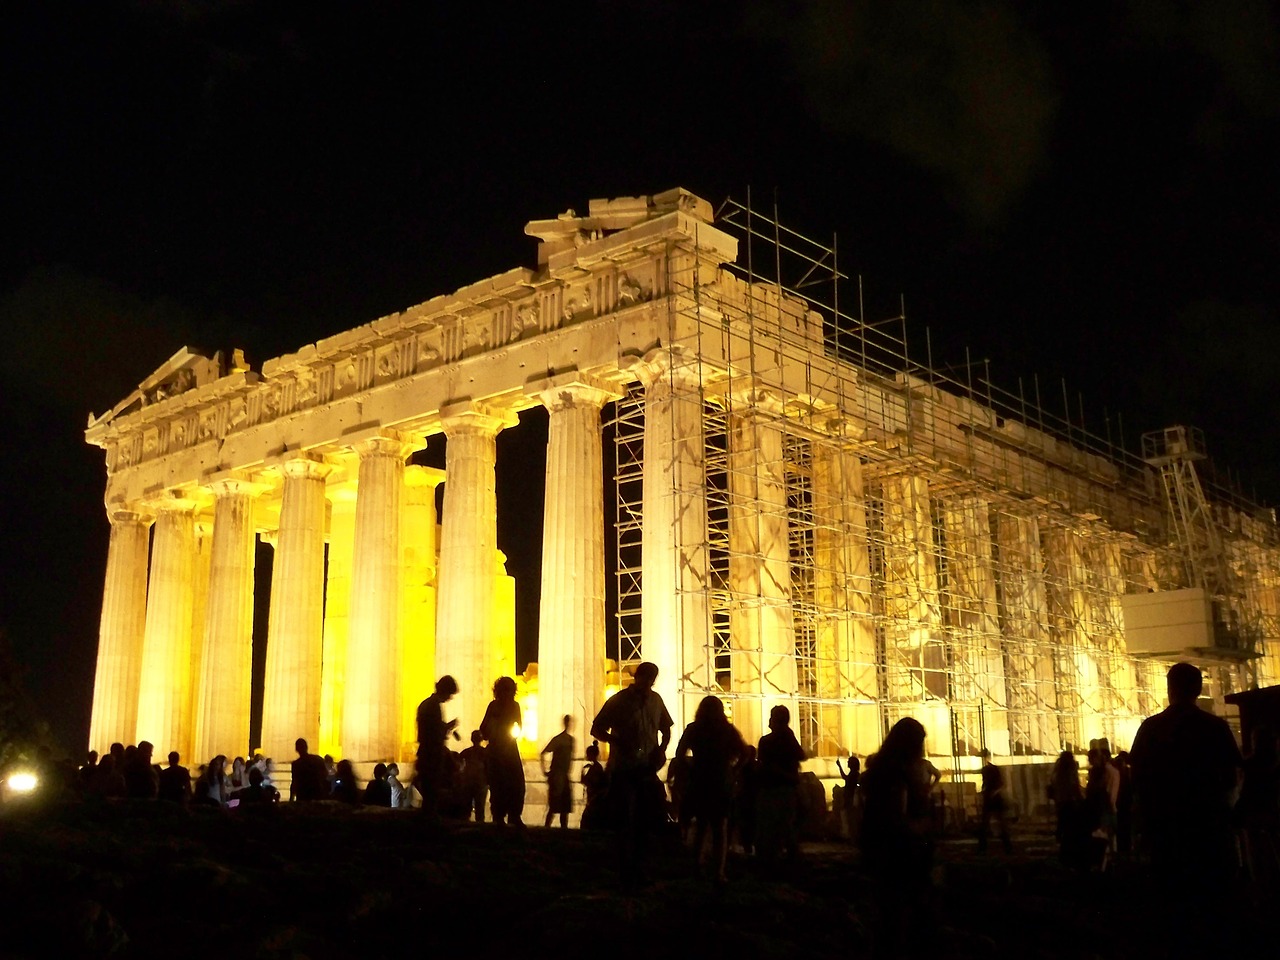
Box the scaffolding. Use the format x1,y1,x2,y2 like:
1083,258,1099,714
607,193,1280,774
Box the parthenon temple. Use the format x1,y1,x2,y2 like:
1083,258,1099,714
86,188,1280,780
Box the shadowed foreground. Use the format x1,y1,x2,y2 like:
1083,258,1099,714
0,801,1267,959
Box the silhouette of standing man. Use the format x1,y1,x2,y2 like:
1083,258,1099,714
1131,662,1241,876
1131,661,1242,954
591,661,672,886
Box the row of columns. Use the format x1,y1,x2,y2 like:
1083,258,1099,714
89,380,621,763
92,350,1153,764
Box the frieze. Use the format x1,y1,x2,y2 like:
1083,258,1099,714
417,327,443,369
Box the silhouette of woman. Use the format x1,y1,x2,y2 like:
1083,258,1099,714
675,695,748,881
859,718,935,955
479,676,526,827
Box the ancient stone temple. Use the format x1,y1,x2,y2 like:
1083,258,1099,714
86,188,1280,783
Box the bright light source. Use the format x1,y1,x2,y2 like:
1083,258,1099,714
510,723,521,740
7,772,37,793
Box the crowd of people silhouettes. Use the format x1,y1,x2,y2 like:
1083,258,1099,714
47,656,1280,944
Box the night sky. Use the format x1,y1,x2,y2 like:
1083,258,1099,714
3,1,1278,753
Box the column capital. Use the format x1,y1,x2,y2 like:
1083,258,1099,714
440,401,518,439
530,373,621,414
151,495,200,515
280,456,333,482
105,505,154,526
206,477,272,499
625,346,700,390
352,435,416,461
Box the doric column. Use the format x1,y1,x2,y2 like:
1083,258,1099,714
401,465,444,758
727,391,795,747
536,378,614,734
880,474,948,749
319,484,356,757
436,405,515,732
994,514,1058,755
1041,523,1094,751
941,497,1009,755
135,499,198,756
193,480,261,763
639,353,710,729
811,442,878,757
261,457,331,761
342,436,414,762
88,509,153,753
1088,538,1138,748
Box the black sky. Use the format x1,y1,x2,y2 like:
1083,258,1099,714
3,1,1278,752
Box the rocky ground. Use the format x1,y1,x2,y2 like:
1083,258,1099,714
0,799,1267,959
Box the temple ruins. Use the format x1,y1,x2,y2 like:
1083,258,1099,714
85,188,1280,791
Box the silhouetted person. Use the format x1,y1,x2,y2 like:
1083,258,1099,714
125,740,160,799
1131,662,1241,876
78,751,98,794
1131,662,1242,954
459,731,488,822
386,762,409,809
363,762,393,807
541,715,576,828
195,755,228,807
591,661,673,886
416,675,459,819
1049,750,1087,869
755,705,805,864
580,741,608,830
92,743,127,797
229,756,247,792
291,738,330,802
835,753,860,841
977,748,1012,854
860,717,936,957
480,676,526,827
675,695,748,882
157,751,192,805
235,766,278,805
331,759,359,803
1084,744,1118,871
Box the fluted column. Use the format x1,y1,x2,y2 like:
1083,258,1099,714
941,497,1009,755
437,405,514,731
639,353,710,729
994,514,1058,755
88,509,153,753
1042,523,1094,751
185,520,213,761
261,457,331,761
812,442,878,757
728,394,795,747
537,379,613,734
194,481,261,763
401,466,444,759
342,437,414,761
319,484,356,757
135,500,198,755
881,474,948,748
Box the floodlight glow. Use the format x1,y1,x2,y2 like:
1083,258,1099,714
8,772,37,793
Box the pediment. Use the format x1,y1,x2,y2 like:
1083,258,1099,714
89,347,223,428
